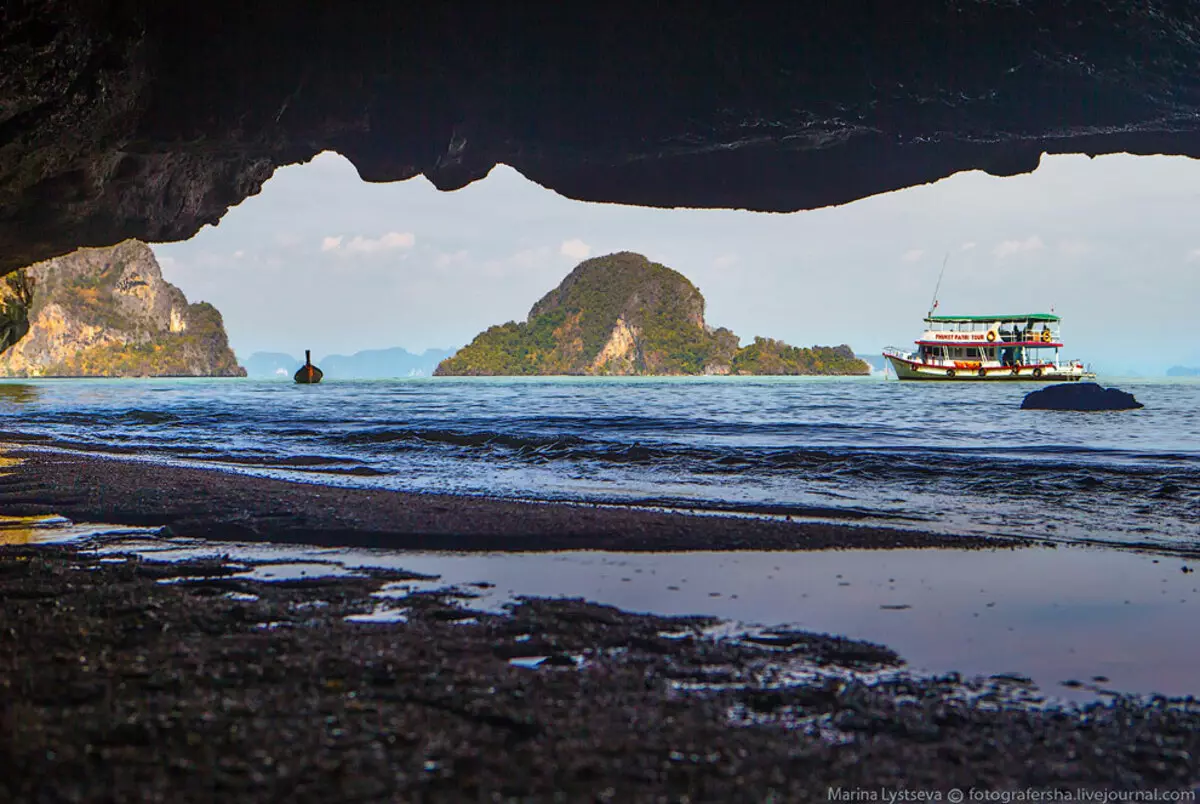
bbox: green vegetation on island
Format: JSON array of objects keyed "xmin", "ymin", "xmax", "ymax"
[
  {"xmin": 436, "ymin": 252, "xmax": 869, "ymax": 377},
  {"xmin": 731, "ymin": 338, "xmax": 868, "ymax": 375}
]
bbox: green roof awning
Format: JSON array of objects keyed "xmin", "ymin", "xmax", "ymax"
[{"xmin": 925, "ymin": 313, "xmax": 1060, "ymax": 323}]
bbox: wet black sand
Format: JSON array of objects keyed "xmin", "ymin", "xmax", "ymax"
[
  {"xmin": 2, "ymin": 543, "xmax": 1198, "ymax": 802},
  {"xmin": 2, "ymin": 449, "xmax": 1199, "ymax": 799},
  {"xmin": 0, "ymin": 448, "xmax": 1025, "ymax": 551}
]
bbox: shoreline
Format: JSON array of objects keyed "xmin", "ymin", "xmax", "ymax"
[{"xmin": 0, "ymin": 445, "xmax": 1027, "ymax": 552}]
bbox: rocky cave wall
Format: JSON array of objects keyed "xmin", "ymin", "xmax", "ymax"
[{"xmin": 4, "ymin": 1, "xmax": 1200, "ymax": 276}]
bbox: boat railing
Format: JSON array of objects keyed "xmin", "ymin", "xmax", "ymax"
[{"xmin": 922, "ymin": 328, "xmax": 1059, "ymax": 344}]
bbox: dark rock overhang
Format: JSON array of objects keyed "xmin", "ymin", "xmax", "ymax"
[{"xmin": 4, "ymin": 1, "xmax": 1200, "ymax": 275}]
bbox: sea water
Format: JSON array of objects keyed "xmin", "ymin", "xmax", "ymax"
[{"xmin": 0, "ymin": 375, "xmax": 1197, "ymax": 550}]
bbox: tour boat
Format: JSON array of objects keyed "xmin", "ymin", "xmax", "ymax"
[{"xmin": 883, "ymin": 313, "xmax": 1094, "ymax": 381}]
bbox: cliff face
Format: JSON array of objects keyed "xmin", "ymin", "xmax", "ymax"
[
  {"xmin": 0, "ymin": 241, "xmax": 245, "ymax": 378},
  {"xmin": 435, "ymin": 252, "xmax": 868, "ymax": 377},
  {"xmin": 8, "ymin": 4, "xmax": 1200, "ymax": 278}
]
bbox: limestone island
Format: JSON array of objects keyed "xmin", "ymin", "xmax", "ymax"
[
  {"xmin": 435, "ymin": 252, "xmax": 868, "ymax": 377},
  {"xmin": 0, "ymin": 240, "xmax": 245, "ymax": 378}
]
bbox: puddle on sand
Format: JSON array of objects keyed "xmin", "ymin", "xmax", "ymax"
[
  {"xmin": 231, "ymin": 562, "xmax": 362, "ymax": 582},
  {"xmin": 0, "ymin": 513, "xmax": 159, "ymax": 546},
  {"xmin": 10, "ymin": 515, "xmax": 1196, "ymax": 702},
  {"xmin": 345, "ymin": 607, "xmax": 410, "ymax": 624},
  {"xmin": 89, "ymin": 536, "xmax": 1200, "ymax": 701}
]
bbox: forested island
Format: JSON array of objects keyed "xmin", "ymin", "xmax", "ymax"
[
  {"xmin": 435, "ymin": 252, "xmax": 868, "ymax": 377},
  {"xmin": 0, "ymin": 240, "xmax": 244, "ymax": 378}
]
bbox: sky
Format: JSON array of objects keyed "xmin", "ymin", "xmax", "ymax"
[{"xmin": 154, "ymin": 151, "xmax": 1200, "ymax": 374}]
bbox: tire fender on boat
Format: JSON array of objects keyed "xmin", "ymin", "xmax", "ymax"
[
  {"xmin": 946, "ymin": 369, "xmax": 956, "ymax": 378},
  {"xmin": 1032, "ymin": 367, "xmax": 1044, "ymax": 378}
]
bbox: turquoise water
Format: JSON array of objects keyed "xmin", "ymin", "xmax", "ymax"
[{"xmin": 0, "ymin": 375, "xmax": 1197, "ymax": 549}]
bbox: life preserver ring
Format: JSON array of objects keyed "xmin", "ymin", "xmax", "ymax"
[
  {"xmin": 1041, "ymin": 329, "xmax": 1052, "ymax": 343},
  {"xmin": 977, "ymin": 368, "xmax": 987, "ymax": 377},
  {"xmin": 1032, "ymin": 367, "xmax": 1043, "ymax": 378},
  {"xmin": 946, "ymin": 369, "xmax": 956, "ymax": 378},
  {"xmin": 986, "ymin": 330, "xmax": 997, "ymax": 342}
]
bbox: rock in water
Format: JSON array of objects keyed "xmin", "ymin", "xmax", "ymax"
[
  {"xmin": 0, "ymin": 240, "xmax": 245, "ymax": 378},
  {"xmin": 1020, "ymin": 383, "xmax": 1143, "ymax": 411}
]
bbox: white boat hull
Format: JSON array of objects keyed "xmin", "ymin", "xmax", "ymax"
[{"xmin": 884, "ymin": 354, "xmax": 1092, "ymax": 382}]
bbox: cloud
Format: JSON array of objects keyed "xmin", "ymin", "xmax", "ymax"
[
  {"xmin": 481, "ymin": 247, "xmax": 557, "ymax": 278},
  {"xmin": 434, "ymin": 250, "xmax": 470, "ymax": 271},
  {"xmin": 559, "ymin": 238, "xmax": 591, "ymax": 260},
  {"xmin": 1057, "ymin": 239, "xmax": 1092, "ymax": 258},
  {"xmin": 322, "ymin": 232, "xmax": 415, "ymax": 255},
  {"xmin": 901, "ymin": 248, "xmax": 926, "ymax": 263},
  {"xmin": 993, "ymin": 235, "xmax": 1045, "ymax": 259},
  {"xmin": 232, "ymin": 250, "xmax": 245, "ymax": 259},
  {"xmin": 346, "ymin": 232, "xmax": 415, "ymax": 254},
  {"xmin": 961, "ymin": 242, "xmax": 977, "ymax": 251}
]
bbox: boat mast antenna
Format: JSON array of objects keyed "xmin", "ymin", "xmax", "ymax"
[{"xmin": 928, "ymin": 252, "xmax": 949, "ymax": 319}]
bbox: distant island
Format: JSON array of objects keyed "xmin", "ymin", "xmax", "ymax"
[
  {"xmin": 435, "ymin": 252, "xmax": 869, "ymax": 376},
  {"xmin": 245, "ymin": 347, "xmax": 455, "ymax": 379},
  {"xmin": 0, "ymin": 240, "xmax": 244, "ymax": 378},
  {"xmin": 1167, "ymin": 365, "xmax": 1200, "ymax": 377}
]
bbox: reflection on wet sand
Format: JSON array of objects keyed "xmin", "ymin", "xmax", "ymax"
[
  {"xmin": 90, "ymin": 535, "xmax": 1200, "ymax": 701},
  {"xmin": 0, "ymin": 450, "xmax": 22, "ymax": 478},
  {"xmin": 0, "ymin": 514, "xmax": 41, "ymax": 545},
  {"xmin": 0, "ymin": 512, "xmax": 158, "ymax": 545}
]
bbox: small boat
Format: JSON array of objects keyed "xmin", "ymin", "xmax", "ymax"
[
  {"xmin": 294, "ymin": 350, "xmax": 323, "ymax": 384},
  {"xmin": 883, "ymin": 313, "xmax": 1095, "ymax": 382}
]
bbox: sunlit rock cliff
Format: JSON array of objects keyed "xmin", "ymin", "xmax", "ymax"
[
  {"xmin": 435, "ymin": 252, "xmax": 868, "ymax": 377},
  {"xmin": 0, "ymin": 241, "xmax": 245, "ymax": 378}
]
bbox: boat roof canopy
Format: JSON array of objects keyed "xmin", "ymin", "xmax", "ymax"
[{"xmin": 925, "ymin": 313, "xmax": 1060, "ymax": 323}]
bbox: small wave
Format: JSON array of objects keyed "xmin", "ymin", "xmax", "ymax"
[
  {"xmin": 197, "ymin": 453, "xmax": 375, "ymax": 470},
  {"xmin": 29, "ymin": 409, "xmax": 184, "ymax": 427},
  {"xmin": 122, "ymin": 409, "xmax": 179, "ymax": 426},
  {"xmin": 334, "ymin": 427, "xmax": 592, "ymax": 452}
]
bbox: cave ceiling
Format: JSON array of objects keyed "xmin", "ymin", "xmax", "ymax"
[{"xmin": 3, "ymin": 1, "xmax": 1200, "ymax": 275}]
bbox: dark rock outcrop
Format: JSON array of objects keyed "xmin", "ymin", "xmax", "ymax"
[
  {"xmin": 4, "ymin": 3, "xmax": 1200, "ymax": 274},
  {"xmin": 1020, "ymin": 383, "xmax": 1143, "ymax": 411}
]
